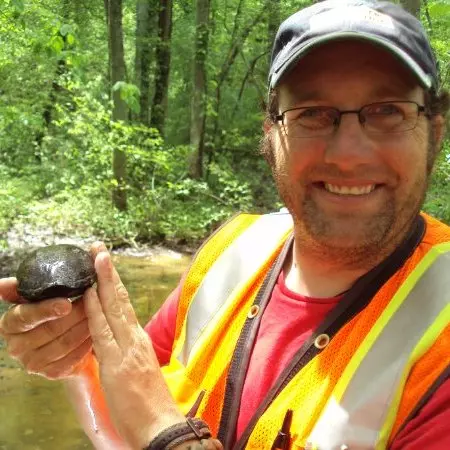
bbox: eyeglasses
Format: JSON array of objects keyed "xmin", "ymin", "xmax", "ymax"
[{"xmin": 273, "ymin": 101, "xmax": 428, "ymax": 138}]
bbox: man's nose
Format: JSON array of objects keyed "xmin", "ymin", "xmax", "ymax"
[{"xmin": 324, "ymin": 113, "xmax": 376, "ymax": 170}]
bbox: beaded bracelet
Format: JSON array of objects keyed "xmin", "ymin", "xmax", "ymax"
[{"xmin": 144, "ymin": 417, "xmax": 218, "ymax": 450}]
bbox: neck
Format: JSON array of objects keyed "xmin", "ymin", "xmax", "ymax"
[
  {"xmin": 285, "ymin": 215, "xmax": 420, "ymax": 298},
  {"xmin": 284, "ymin": 243, "xmax": 367, "ymax": 298}
]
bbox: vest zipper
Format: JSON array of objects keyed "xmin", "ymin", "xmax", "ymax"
[{"xmin": 217, "ymin": 235, "xmax": 293, "ymax": 448}]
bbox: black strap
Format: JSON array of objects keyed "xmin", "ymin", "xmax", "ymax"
[
  {"xmin": 217, "ymin": 234, "xmax": 294, "ymax": 448},
  {"xmin": 145, "ymin": 418, "xmax": 212, "ymax": 450}
]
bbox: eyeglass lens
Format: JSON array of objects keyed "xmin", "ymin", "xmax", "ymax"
[{"xmin": 281, "ymin": 102, "xmax": 421, "ymax": 138}]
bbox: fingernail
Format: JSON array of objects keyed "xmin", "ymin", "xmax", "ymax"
[
  {"xmin": 98, "ymin": 251, "xmax": 111, "ymax": 268},
  {"xmin": 54, "ymin": 301, "xmax": 71, "ymax": 316},
  {"xmin": 105, "ymin": 253, "xmax": 112, "ymax": 269},
  {"xmin": 96, "ymin": 241, "xmax": 107, "ymax": 252}
]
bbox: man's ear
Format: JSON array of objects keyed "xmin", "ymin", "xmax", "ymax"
[
  {"xmin": 263, "ymin": 117, "xmax": 273, "ymax": 135},
  {"xmin": 432, "ymin": 114, "xmax": 446, "ymax": 146}
]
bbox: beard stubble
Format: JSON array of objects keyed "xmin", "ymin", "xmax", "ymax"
[{"xmin": 259, "ymin": 132, "xmax": 435, "ymax": 269}]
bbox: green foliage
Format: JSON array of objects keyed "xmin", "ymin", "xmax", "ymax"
[
  {"xmin": 113, "ymin": 81, "xmax": 141, "ymax": 113},
  {"xmin": 11, "ymin": 0, "xmax": 25, "ymax": 15},
  {"xmin": 0, "ymin": 166, "xmax": 36, "ymax": 250},
  {"xmin": 0, "ymin": 0, "xmax": 449, "ymax": 253},
  {"xmin": 424, "ymin": 0, "xmax": 450, "ymax": 88},
  {"xmin": 424, "ymin": 141, "xmax": 450, "ymax": 223},
  {"xmin": 0, "ymin": 69, "xmax": 259, "ymax": 246}
]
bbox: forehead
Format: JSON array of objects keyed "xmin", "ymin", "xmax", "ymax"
[{"xmin": 278, "ymin": 40, "xmax": 423, "ymax": 104}]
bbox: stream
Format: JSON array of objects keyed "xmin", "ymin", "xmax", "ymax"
[{"xmin": 0, "ymin": 251, "xmax": 190, "ymax": 450}]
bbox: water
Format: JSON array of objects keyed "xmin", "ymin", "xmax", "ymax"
[{"xmin": 0, "ymin": 253, "xmax": 190, "ymax": 450}]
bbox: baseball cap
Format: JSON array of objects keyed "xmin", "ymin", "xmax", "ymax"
[{"xmin": 268, "ymin": 0, "xmax": 438, "ymax": 91}]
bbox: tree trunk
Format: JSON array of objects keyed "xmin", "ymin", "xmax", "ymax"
[
  {"xmin": 104, "ymin": 0, "xmax": 112, "ymax": 88},
  {"xmin": 34, "ymin": 45, "xmax": 67, "ymax": 156},
  {"xmin": 150, "ymin": 0, "xmax": 173, "ymax": 135},
  {"xmin": 189, "ymin": 0, "xmax": 210, "ymax": 179},
  {"xmin": 107, "ymin": 0, "xmax": 128, "ymax": 211},
  {"xmin": 135, "ymin": 0, "xmax": 155, "ymax": 124},
  {"xmin": 400, "ymin": 0, "xmax": 421, "ymax": 17},
  {"xmin": 422, "ymin": 0, "xmax": 433, "ymax": 31},
  {"xmin": 267, "ymin": 0, "xmax": 280, "ymax": 67},
  {"xmin": 207, "ymin": 0, "xmax": 270, "ymax": 169},
  {"xmin": 34, "ymin": 0, "xmax": 74, "ymax": 157}
]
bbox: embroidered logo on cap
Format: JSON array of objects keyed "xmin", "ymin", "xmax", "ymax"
[{"xmin": 310, "ymin": 6, "xmax": 395, "ymax": 31}]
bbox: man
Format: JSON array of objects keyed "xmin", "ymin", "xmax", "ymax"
[{"xmin": 0, "ymin": 0, "xmax": 449, "ymax": 449}]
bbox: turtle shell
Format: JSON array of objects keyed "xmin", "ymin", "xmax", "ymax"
[{"xmin": 16, "ymin": 244, "xmax": 97, "ymax": 302}]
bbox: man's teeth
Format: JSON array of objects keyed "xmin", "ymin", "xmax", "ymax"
[{"xmin": 324, "ymin": 183, "xmax": 376, "ymax": 195}]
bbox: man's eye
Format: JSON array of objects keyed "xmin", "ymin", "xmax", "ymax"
[
  {"xmin": 366, "ymin": 103, "xmax": 403, "ymax": 116},
  {"xmin": 298, "ymin": 108, "xmax": 327, "ymax": 118}
]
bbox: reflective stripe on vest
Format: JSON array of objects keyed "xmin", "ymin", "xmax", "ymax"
[
  {"xmin": 306, "ymin": 242, "xmax": 450, "ymax": 450},
  {"xmin": 176, "ymin": 212, "xmax": 293, "ymax": 365}
]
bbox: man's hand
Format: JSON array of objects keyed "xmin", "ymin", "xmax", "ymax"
[
  {"xmin": 85, "ymin": 245, "xmax": 184, "ymax": 449},
  {"xmin": 0, "ymin": 277, "xmax": 93, "ymax": 379}
]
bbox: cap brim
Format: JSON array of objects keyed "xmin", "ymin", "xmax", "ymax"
[{"xmin": 270, "ymin": 31, "xmax": 434, "ymax": 90}]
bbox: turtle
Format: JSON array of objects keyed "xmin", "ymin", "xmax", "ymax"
[{"xmin": 16, "ymin": 244, "xmax": 97, "ymax": 302}]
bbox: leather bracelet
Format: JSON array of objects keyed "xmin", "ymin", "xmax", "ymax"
[{"xmin": 144, "ymin": 417, "xmax": 212, "ymax": 450}]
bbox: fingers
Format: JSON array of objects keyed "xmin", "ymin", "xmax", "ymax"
[
  {"xmin": 2, "ymin": 299, "xmax": 91, "ymax": 380},
  {"xmin": 0, "ymin": 297, "xmax": 72, "ymax": 335},
  {"xmin": 6, "ymin": 300, "xmax": 87, "ymax": 356},
  {"xmin": 19, "ymin": 319, "xmax": 91, "ymax": 374},
  {"xmin": 90, "ymin": 241, "xmax": 123, "ymax": 289},
  {"xmin": 115, "ymin": 278, "xmax": 139, "ymax": 327},
  {"xmin": 0, "ymin": 277, "xmax": 21, "ymax": 303},
  {"xmin": 91, "ymin": 242, "xmax": 138, "ymax": 326},
  {"xmin": 87, "ymin": 243, "xmax": 139, "ymax": 361},
  {"xmin": 84, "ymin": 286, "xmax": 119, "ymax": 363},
  {"xmin": 34, "ymin": 338, "xmax": 94, "ymax": 380},
  {"xmin": 95, "ymin": 252, "xmax": 135, "ymax": 350},
  {"xmin": 90, "ymin": 240, "xmax": 108, "ymax": 258}
]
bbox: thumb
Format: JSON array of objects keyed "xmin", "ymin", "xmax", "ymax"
[
  {"xmin": 89, "ymin": 241, "xmax": 108, "ymax": 260},
  {"xmin": 0, "ymin": 278, "xmax": 24, "ymax": 304}
]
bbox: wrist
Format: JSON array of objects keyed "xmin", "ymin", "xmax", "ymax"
[
  {"xmin": 138, "ymin": 409, "xmax": 186, "ymax": 449},
  {"xmin": 143, "ymin": 417, "xmax": 217, "ymax": 450},
  {"xmin": 68, "ymin": 351, "xmax": 97, "ymax": 378}
]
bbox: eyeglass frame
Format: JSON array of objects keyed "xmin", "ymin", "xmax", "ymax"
[{"xmin": 271, "ymin": 101, "xmax": 430, "ymax": 138}]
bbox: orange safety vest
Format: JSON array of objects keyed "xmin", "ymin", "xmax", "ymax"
[{"xmin": 162, "ymin": 211, "xmax": 450, "ymax": 450}]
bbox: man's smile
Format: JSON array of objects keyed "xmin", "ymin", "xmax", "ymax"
[
  {"xmin": 310, "ymin": 180, "xmax": 384, "ymax": 197},
  {"xmin": 323, "ymin": 183, "xmax": 376, "ymax": 195},
  {"xmin": 309, "ymin": 181, "xmax": 386, "ymax": 208}
]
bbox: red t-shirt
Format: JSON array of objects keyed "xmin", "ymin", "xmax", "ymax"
[{"xmin": 145, "ymin": 271, "xmax": 450, "ymax": 449}]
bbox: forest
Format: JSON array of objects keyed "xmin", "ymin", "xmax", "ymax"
[{"xmin": 1, "ymin": 0, "xmax": 449, "ymax": 250}]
